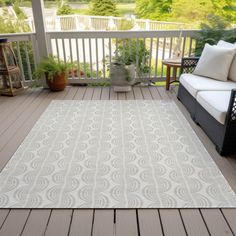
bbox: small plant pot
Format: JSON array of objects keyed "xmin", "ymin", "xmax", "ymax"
[
  {"xmin": 110, "ymin": 62, "xmax": 135, "ymax": 92},
  {"xmin": 46, "ymin": 73, "xmax": 67, "ymax": 91}
]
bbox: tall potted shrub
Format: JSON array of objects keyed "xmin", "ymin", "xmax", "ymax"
[{"xmin": 110, "ymin": 39, "xmax": 150, "ymax": 92}]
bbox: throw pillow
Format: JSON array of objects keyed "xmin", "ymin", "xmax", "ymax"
[
  {"xmin": 193, "ymin": 43, "xmax": 236, "ymax": 81},
  {"xmin": 217, "ymin": 40, "xmax": 236, "ymax": 82}
]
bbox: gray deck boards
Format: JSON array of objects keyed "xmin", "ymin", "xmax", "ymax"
[{"xmin": 0, "ymin": 85, "xmax": 236, "ymax": 236}]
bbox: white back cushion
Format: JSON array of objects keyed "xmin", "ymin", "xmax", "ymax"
[
  {"xmin": 217, "ymin": 40, "xmax": 236, "ymax": 82},
  {"xmin": 193, "ymin": 43, "xmax": 236, "ymax": 81}
]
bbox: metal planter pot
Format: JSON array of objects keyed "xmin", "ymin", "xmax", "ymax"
[{"xmin": 110, "ymin": 62, "xmax": 135, "ymax": 92}]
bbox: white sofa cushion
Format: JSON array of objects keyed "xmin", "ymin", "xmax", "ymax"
[
  {"xmin": 193, "ymin": 43, "xmax": 236, "ymax": 81},
  {"xmin": 217, "ymin": 40, "xmax": 236, "ymax": 82},
  {"xmin": 180, "ymin": 73, "xmax": 236, "ymax": 98},
  {"xmin": 196, "ymin": 91, "xmax": 231, "ymax": 125}
]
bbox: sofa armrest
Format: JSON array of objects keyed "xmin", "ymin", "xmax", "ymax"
[
  {"xmin": 225, "ymin": 89, "xmax": 236, "ymax": 125},
  {"xmin": 180, "ymin": 57, "xmax": 199, "ymax": 74}
]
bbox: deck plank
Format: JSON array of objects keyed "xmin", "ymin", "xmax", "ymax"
[
  {"xmin": 156, "ymin": 86, "xmax": 170, "ymax": 100},
  {"xmin": 138, "ymin": 209, "xmax": 163, "ymax": 236},
  {"xmin": 69, "ymin": 210, "xmax": 93, "ymax": 236},
  {"xmin": 0, "ymin": 89, "xmax": 33, "ymax": 121},
  {"xmin": 84, "ymin": 87, "xmax": 94, "ymax": 100},
  {"xmin": 140, "ymin": 87, "xmax": 152, "ymax": 99},
  {"xmin": 201, "ymin": 209, "xmax": 233, "ymax": 236},
  {"xmin": 116, "ymin": 210, "xmax": 139, "ymax": 236},
  {"xmin": 64, "ymin": 86, "xmax": 79, "ymax": 100},
  {"xmin": 0, "ymin": 209, "xmax": 30, "ymax": 236},
  {"xmin": 126, "ymin": 89, "xmax": 135, "ymax": 100},
  {"xmin": 118, "ymin": 92, "xmax": 126, "ymax": 100},
  {"xmin": 101, "ymin": 87, "xmax": 110, "ymax": 100},
  {"xmin": 109, "ymin": 87, "xmax": 118, "ymax": 100},
  {"xmin": 0, "ymin": 210, "xmax": 9, "ymax": 229},
  {"xmin": 92, "ymin": 87, "xmax": 102, "ymax": 100},
  {"xmin": 159, "ymin": 209, "xmax": 186, "ymax": 236},
  {"xmin": 69, "ymin": 209, "xmax": 93, "ymax": 236},
  {"xmin": 222, "ymin": 209, "xmax": 236, "ymax": 234},
  {"xmin": 73, "ymin": 86, "xmax": 87, "ymax": 100},
  {"xmin": 21, "ymin": 210, "xmax": 51, "ymax": 236},
  {"xmin": 149, "ymin": 86, "xmax": 161, "ymax": 100},
  {"xmin": 93, "ymin": 210, "xmax": 114, "ymax": 236},
  {"xmin": 180, "ymin": 209, "xmax": 209, "ymax": 236},
  {"xmin": 133, "ymin": 87, "xmax": 143, "ymax": 99},
  {"xmin": 45, "ymin": 210, "xmax": 73, "ymax": 236}
]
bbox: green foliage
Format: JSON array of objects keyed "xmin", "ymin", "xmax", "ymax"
[
  {"xmin": 13, "ymin": 1, "xmax": 27, "ymax": 19},
  {"xmin": 113, "ymin": 39, "xmax": 150, "ymax": 75},
  {"xmin": 135, "ymin": 0, "xmax": 236, "ymax": 26},
  {"xmin": 57, "ymin": 3, "xmax": 73, "ymax": 15},
  {"xmin": 136, "ymin": 0, "xmax": 172, "ymax": 20},
  {"xmin": 0, "ymin": 16, "xmax": 30, "ymax": 33},
  {"xmin": 171, "ymin": 0, "xmax": 213, "ymax": 24},
  {"xmin": 194, "ymin": 14, "xmax": 236, "ymax": 56},
  {"xmin": 90, "ymin": 0, "xmax": 119, "ymax": 16},
  {"xmin": 34, "ymin": 56, "xmax": 72, "ymax": 81},
  {"xmin": 117, "ymin": 19, "xmax": 134, "ymax": 30}
]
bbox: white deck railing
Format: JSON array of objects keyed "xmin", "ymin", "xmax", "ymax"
[
  {"xmin": 27, "ymin": 15, "xmax": 195, "ymax": 32},
  {"xmin": 0, "ymin": 32, "xmax": 38, "ymax": 86},
  {"xmin": 47, "ymin": 30, "xmax": 198, "ymax": 84},
  {"xmin": 0, "ymin": 29, "xmax": 198, "ymax": 85}
]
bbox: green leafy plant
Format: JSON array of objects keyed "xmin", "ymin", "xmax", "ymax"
[
  {"xmin": 34, "ymin": 56, "xmax": 72, "ymax": 81},
  {"xmin": 90, "ymin": 0, "xmax": 119, "ymax": 16},
  {"xmin": 57, "ymin": 3, "xmax": 73, "ymax": 15},
  {"xmin": 194, "ymin": 14, "xmax": 236, "ymax": 56},
  {"xmin": 113, "ymin": 39, "xmax": 150, "ymax": 76}
]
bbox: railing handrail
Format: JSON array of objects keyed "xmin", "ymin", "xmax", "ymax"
[{"xmin": 47, "ymin": 29, "xmax": 200, "ymax": 38}]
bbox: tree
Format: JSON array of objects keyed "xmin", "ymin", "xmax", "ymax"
[
  {"xmin": 135, "ymin": 0, "xmax": 172, "ymax": 20},
  {"xmin": 171, "ymin": 0, "xmax": 213, "ymax": 23},
  {"xmin": 211, "ymin": 0, "xmax": 236, "ymax": 22},
  {"xmin": 90, "ymin": 0, "xmax": 118, "ymax": 16}
]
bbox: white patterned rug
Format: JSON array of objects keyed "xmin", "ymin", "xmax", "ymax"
[{"xmin": 0, "ymin": 100, "xmax": 236, "ymax": 208}]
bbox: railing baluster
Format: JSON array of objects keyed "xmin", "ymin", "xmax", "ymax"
[
  {"xmin": 169, "ymin": 37, "xmax": 173, "ymax": 58},
  {"xmin": 182, "ymin": 36, "xmax": 187, "ymax": 57},
  {"xmin": 82, "ymin": 38, "xmax": 87, "ymax": 79},
  {"xmin": 109, "ymin": 37, "xmax": 112, "ymax": 67},
  {"xmin": 55, "ymin": 38, "xmax": 60, "ymax": 61},
  {"xmin": 148, "ymin": 37, "xmax": 153, "ymax": 81},
  {"xmin": 189, "ymin": 37, "xmax": 193, "ymax": 57},
  {"xmin": 62, "ymin": 38, "xmax": 66, "ymax": 63},
  {"xmin": 154, "ymin": 38, "xmax": 159, "ymax": 79},
  {"xmin": 161, "ymin": 37, "xmax": 166, "ymax": 78},
  {"xmin": 24, "ymin": 41, "xmax": 33, "ymax": 81},
  {"xmin": 102, "ymin": 38, "xmax": 106, "ymax": 79},
  {"xmin": 96, "ymin": 38, "xmax": 99, "ymax": 79},
  {"xmin": 89, "ymin": 38, "xmax": 93, "ymax": 79},
  {"xmin": 16, "ymin": 41, "xmax": 26, "ymax": 82},
  {"xmin": 69, "ymin": 38, "xmax": 73, "ymax": 63},
  {"xmin": 75, "ymin": 38, "xmax": 81, "ymax": 79}
]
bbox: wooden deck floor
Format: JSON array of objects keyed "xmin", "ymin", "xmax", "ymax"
[{"xmin": 0, "ymin": 85, "xmax": 236, "ymax": 236}]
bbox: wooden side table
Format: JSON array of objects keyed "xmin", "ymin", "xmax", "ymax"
[{"xmin": 162, "ymin": 59, "xmax": 182, "ymax": 90}]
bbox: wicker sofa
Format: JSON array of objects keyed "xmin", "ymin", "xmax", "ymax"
[{"xmin": 177, "ymin": 57, "xmax": 236, "ymax": 156}]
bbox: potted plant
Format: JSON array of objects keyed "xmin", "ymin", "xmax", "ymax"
[
  {"xmin": 34, "ymin": 56, "xmax": 71, "ymax": 91},
  {"xmin": 110, "ymin": 39, "xmax": 150, "ymax": 92}
]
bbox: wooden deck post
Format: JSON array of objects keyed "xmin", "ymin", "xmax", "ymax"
[{"xmin": 31, "ymin": 0, "xmax": 48, "ymax": 88}]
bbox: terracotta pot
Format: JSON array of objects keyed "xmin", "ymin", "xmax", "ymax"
[{"xmin": 46, "ymin": 73, "xmax": 67, "ymax": 91}]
